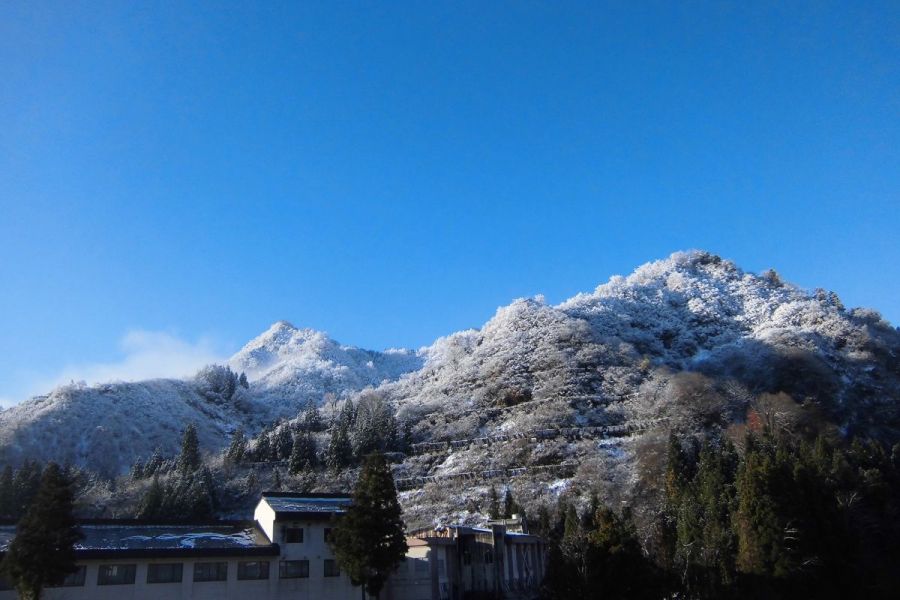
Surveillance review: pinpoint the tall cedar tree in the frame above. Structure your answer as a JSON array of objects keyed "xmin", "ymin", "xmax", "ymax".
[
  {"xmin": 330, "ymin": 452, "xmax": 408, "ymax": 599},
  {"xmin": 178, "ymin": 423, "xmax": 201, "ymax": 474},
  {"xmin": 224, "ymin": 428, "xmax": 247, "ymax": 466},
  {"xmin": 289, "ymin": 431, "xmax": 318, "ymax": 475},
  {"xmin": 1, "ymin": 463, "xmax": 83, "ymax": 600}
]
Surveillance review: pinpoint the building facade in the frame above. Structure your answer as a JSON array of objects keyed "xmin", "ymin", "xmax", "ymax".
[
  {"xmin": 0, "ymin": 492, "xmax": 357, "ymax": 600},
  {"xmin": 385, "ymin": 518, "xmax": 546, "ymax": 600},
  {"xmin": 0, "ymin": 493, "xmax": 545, "ymax": 600}
]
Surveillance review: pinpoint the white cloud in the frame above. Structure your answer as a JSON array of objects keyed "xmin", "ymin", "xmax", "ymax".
[{"xmin": 25, "ymin": 330, "xmax": 229, "ymax": 400}]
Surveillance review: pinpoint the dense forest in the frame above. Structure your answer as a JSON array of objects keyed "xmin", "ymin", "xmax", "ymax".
[{"xmin": 538, "ymin": 423, "xmax": 900, "ymax": 599}]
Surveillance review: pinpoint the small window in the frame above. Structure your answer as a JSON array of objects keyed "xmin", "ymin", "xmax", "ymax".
[
  {"xmin": 283, "ymin": 527, "xmax": 304, "ymax": 543},
  {"xmin": 324, "ymin": 559, "xmax": 340, "ymax": 577},
  {"xmin": 147, "ymin": 563, "xmax": 183, "ymax": 584},
  {"xmin": 324, "ymin": 527, "xmax": 334, "ymax": 543},
  {"xmin": 48, "ymin": 565, "xmax": 87, "ymax": 587},
  {"xmin": 194, "ymin": 562, "xmax": 228, "ymax": 582},
  {"xmin": 98, "ymin": 564, "xmax": 137, "ymax": 585},
  {"xmin": 279, "ymin": 560, "xmax": 309, "ymax": 579},
  {"xmin": 237, "ymin": 561, "xmax": 270, "ymax": 580}
]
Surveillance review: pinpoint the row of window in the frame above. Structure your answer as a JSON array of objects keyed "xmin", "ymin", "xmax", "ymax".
[
  {"xmin": 22, "ymin": 560, "xmax": 342, "ymax": 588},
  {"xmin": 281, "ymin": 526, "xmax": 334, "ymax": 543}
]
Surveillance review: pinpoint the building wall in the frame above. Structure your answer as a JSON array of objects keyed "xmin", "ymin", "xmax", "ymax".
[{"xmin": 0, "ymin": 513, "xmax": 357, "ymax": 600}]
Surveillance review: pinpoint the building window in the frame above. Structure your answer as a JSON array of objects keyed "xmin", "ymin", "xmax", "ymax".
[
  {"xmin": 147, "ymin": 563, "xmax": 183, "ymax": 584},
  {"xmin": 282, "ymin": 526, "xmax": 304, "ymax": 543},
  {"xmin": 48, "ymin": 565, "xmax": 86, "ymax": 587},
  {"xmin": 279, "ymin": 560, "xmax": 310, "ymax": 579},
  {"xmin": 324, "ymin": 559, "xmax": 340, "ymax": 577},
  {"xmin": 98, "ymin": 564, "xmax": 137, "ymax": 585},
  {"xmin": 194, "ymin": 562, "xmax": 228, "ymax": 582},
  {"xmin": 237, "ymin": 561, "xmax": 270, "ymax": 580},
  {"xmin": 324, "ymin": 527, "xmax": 334, "ymax": 543}
]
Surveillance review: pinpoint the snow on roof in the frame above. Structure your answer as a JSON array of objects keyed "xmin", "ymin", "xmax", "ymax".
[
  {"xmin": 0, "ymin": 522, "xmax": 272, "ymax": 553},
  {"xmin": 261, "ymin": 493, "xmax": 352, "ymax": 515}
]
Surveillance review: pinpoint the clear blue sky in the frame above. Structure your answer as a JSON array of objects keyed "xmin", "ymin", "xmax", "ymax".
[{"xmin": 1, "ymin": 1, "xmax": 898, "ymax": 404}]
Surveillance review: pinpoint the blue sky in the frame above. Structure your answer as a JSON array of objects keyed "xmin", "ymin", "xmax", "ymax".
[{"xmin": 1, "ymin": 1, "xmax": 898, "ymax": 405}]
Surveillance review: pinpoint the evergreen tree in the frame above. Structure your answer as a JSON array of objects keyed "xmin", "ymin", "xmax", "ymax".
[
  {"xmin": 144, "ymin": 448, "xmax": 164, "ymax": 476},
  {"xmin": 254, "ymin": 429, "xmax": 273, "ymax": 462},
  {"xmin": 130, "ymin": 459, "xmax": 145, "ymax": 480},
  {"xmin": 275, "ymin": 425, "xmax": 294, "ymax": 460},
  {"xmin": 224, "ymin": 428, "xmax": 247, "ymax": 466},
  {"xmin": 302, "ymin": 398, "xmax": 323, "ymax": 431},
  {"xmin": 330, "ymin": 452, "xmax": 408, "ymax": 599},
  {"xmin": 177, "ymin": 424, "xmax": 201, "ymax": 474},
  {"xmin": 326, "ymin": 404, "xmax": 354, "ymax": 471},
  {"xmin": 12, "ymin": 461, "xmax": 42, "ymax": 517},
  {"xmin": 246, "ymin": 468, "xmax": 259, "ymax": 495},
  {"xmin": 238, "ymin": 372, "xmax": 249, "ymax": 389},
  {"xmin": 272, "ymin": 467, "xmax": 282, "ymax": 491},
  {"xmin": 0, "ymin": 465, "xmax": 14, "ymax": 517},
  {"xmin": 1, "ymin": 463, "xmax": 83, "ymax": 600},
  {"xmin": 138, "ymin": 475, "xmax": 165, "ymax": 518},
  {"xmin": 488, "ymin": 485, "xmax": 501, "ymax": 519},
  {"xmin": 503, "ymin": 488, "xmax": 518, "ymax": 518},
  {"xmin": 289, "ymin": 431, "xmax": 318, "ymax": 475}
]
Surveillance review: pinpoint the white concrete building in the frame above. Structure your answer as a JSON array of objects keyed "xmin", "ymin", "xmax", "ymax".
[
  {"xmin": 0, "ymin": 493, "xmax": 546, "ymax": 600},
  {"xmin": 0, "ymin": 492, "xmax": 357, "ymax": 600}
]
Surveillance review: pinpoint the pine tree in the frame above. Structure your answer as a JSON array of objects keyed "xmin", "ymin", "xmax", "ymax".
[
  {"xmin": 238, "ymin": 372, "xmax": 249, "ymax": 389},
  {"xmin": 225, "ymin": 428, "xmax": 247, "ymax": 466},
  {"xmin": 326, "ymin": 406, "xmax": 354, "ymax": 471},
  {"xmin": 289, "ymin": 431, "xmax": 317, "ymax": 475},
  {"xmin": 275, "ymin": 425, "xmax": 294, "ymax": 460},
  {"xmin": 1, "ymin": 463, "xmax": 83, "ymax": 600},
  {"xmin": 246, "ymin": 468, "xmax": 259, "ymax": 495},
  {"xmin": 138, "ymin": 475, "xmax": 165, "ymax": 518},
  {"xmin": 178, "ymin": 424, "xmax": 201, "ymax": 474},
  {"xmin": 330, "ymin": 452, "xmax": 408, "ymax": 599},
  {"xmin": 503, "ymin": 488, "xmax": 518, "ymax": 518},
  {"xmin": 302, "ymin": 398, "xmax": 323, "ymax": 431},
  {"xmin": 130, "ymin": 459, "xmax": 145, "ymax": 480},
  {"xmin": 488, "ymin": 485, "xmax": 501, "ymax": 519},
  {"xmin": 254, "ymin": 430, "xmax": 273, "ymax": 462},
  {"xmin": 0, "ymin": 465, "xmax": 14, "ymax": 517},
  {"xmin": 12, "ymin": 461, "xmax": 42, "ymax": 517},
  {"xmin": 272, "ymin": 467, "xmax": 282, "ymax": 491}
]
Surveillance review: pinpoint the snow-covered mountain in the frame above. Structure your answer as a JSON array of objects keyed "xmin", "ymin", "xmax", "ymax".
[
  {"xmin": 0, "ymin": 324, "xmax": 423, "ymax": 476},
  {"xmin": 229, "ymin": 320, "xmax": 423, "ymax": 408},
  {"xmin": 370, "ymin": 251, "xmax": 900, "ymax": 526},
  {"xmin": 1, "ymin": 250, "xmax": 898, "ymax": 495}
]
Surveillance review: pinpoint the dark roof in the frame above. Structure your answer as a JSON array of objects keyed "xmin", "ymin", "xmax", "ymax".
[
  {"xmin": 260, "ymin": 493, "xmax": 352, "ymax": 518},
  {"xmin": 0, "ymin": 520, "xmax": 280, "ymax": 560}
]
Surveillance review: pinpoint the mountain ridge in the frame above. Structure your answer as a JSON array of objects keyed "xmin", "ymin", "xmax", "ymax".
[{"xmin": 1, "ymin": 250, "xmax": 897, "ymax": 487}]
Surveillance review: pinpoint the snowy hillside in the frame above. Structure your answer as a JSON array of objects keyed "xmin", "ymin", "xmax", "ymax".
[
  {"xmin": 2, "ymin": 250, "xmax": 898, "ymax": 506},
  {"xmin": 367, "ymin": 251, "xmax": 900, "ymax": 527},
  {"xmin": 229, "ymin": 320, "xmax": 423, "ymax": 410},
  {"xmin": 0, "ymin": 322, "xmax": 422, "ymax": 475},
  {"xmin": 0, "ymin": 380, "xmax": 244, "ymax": 477}
]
